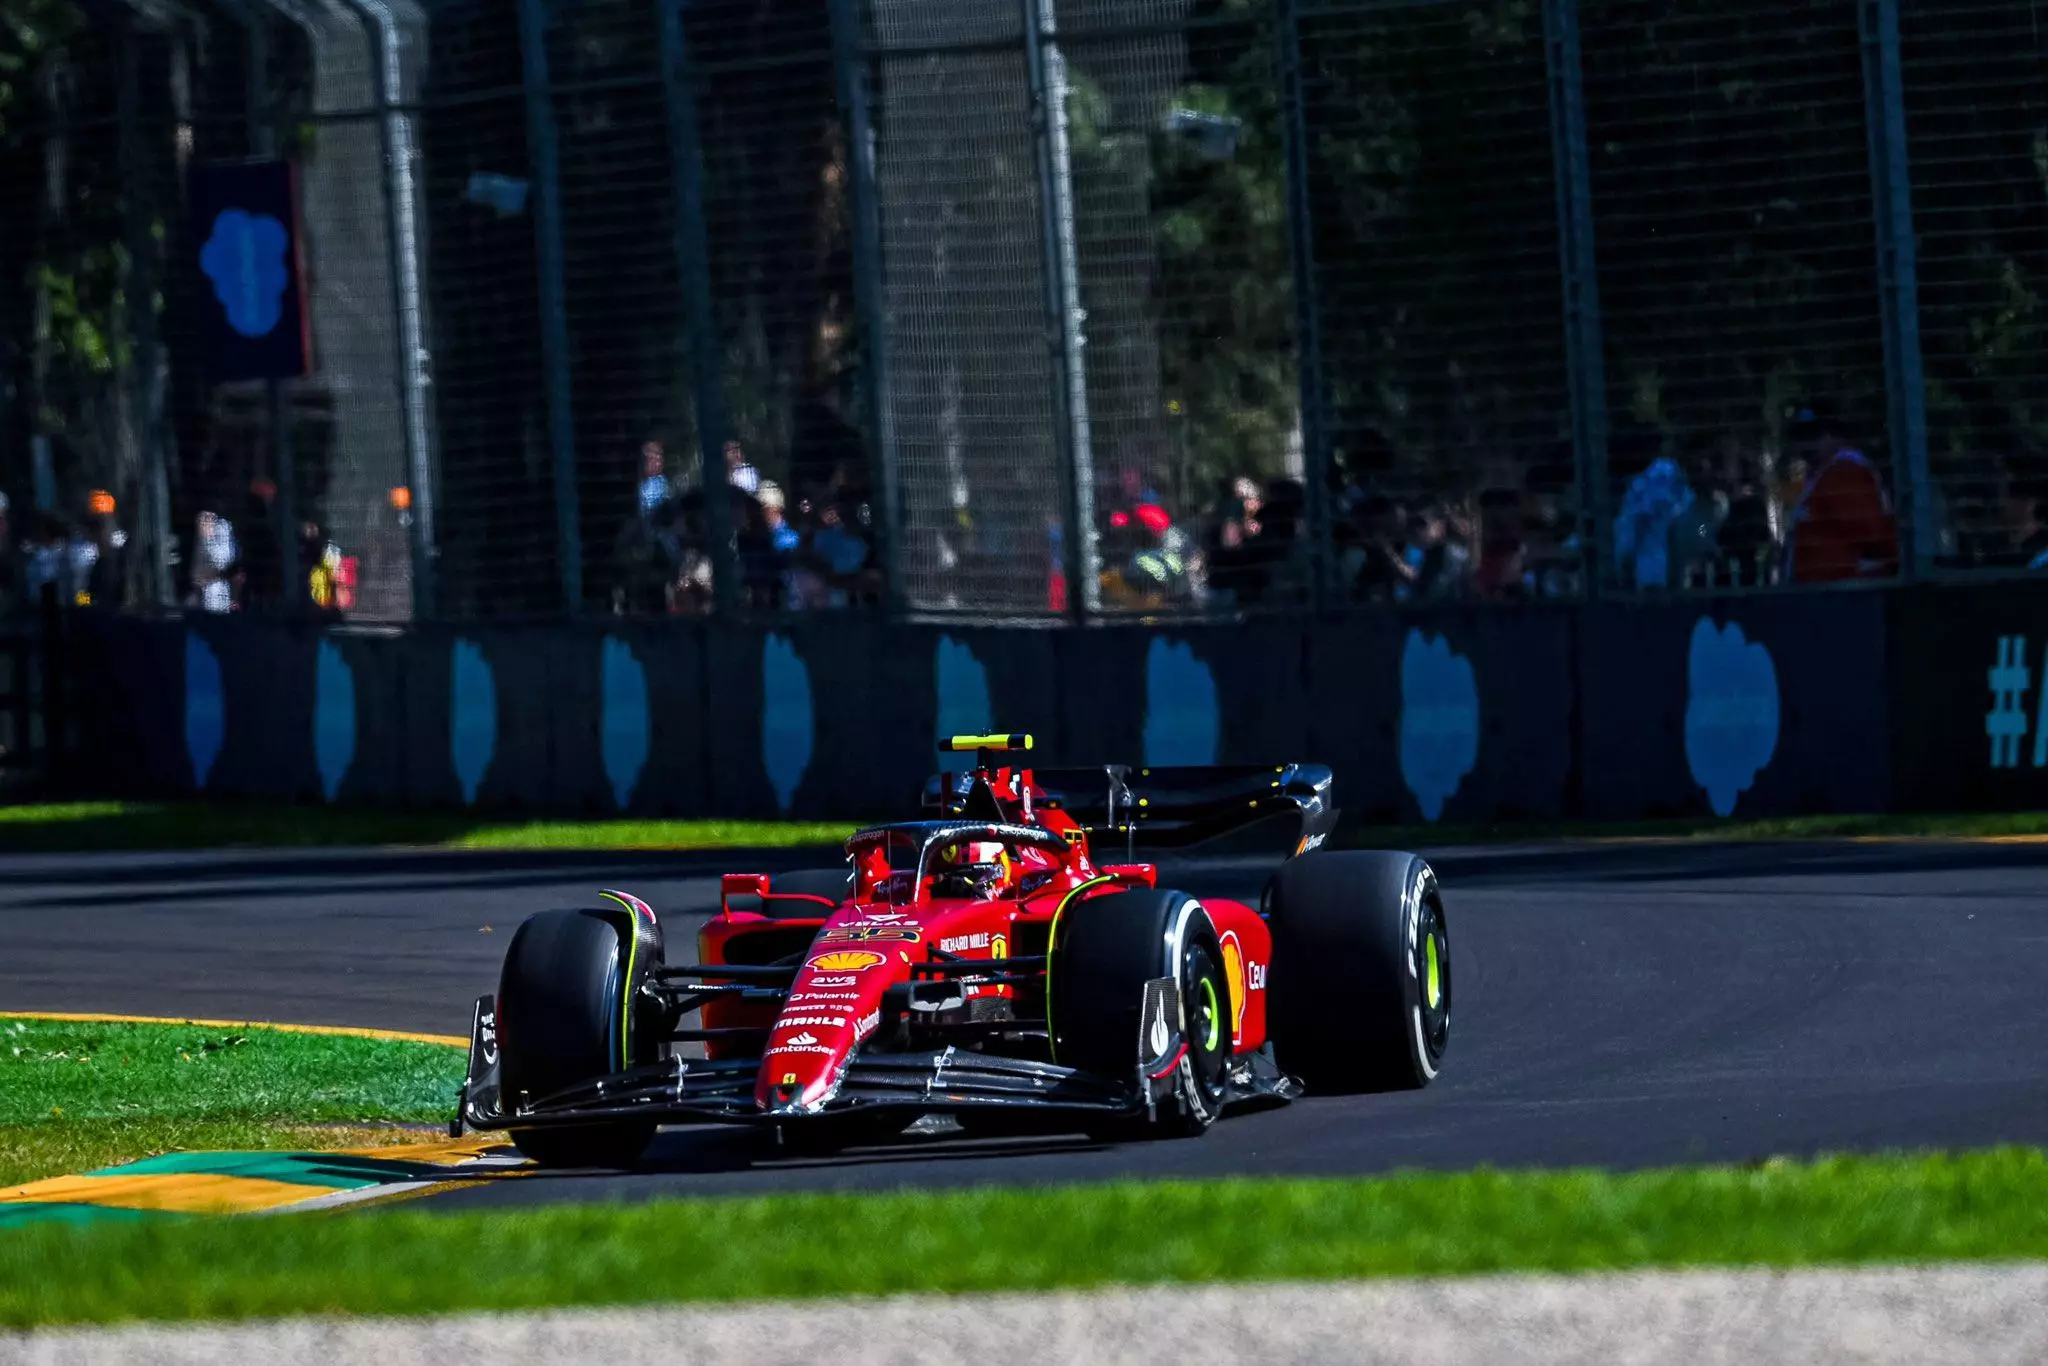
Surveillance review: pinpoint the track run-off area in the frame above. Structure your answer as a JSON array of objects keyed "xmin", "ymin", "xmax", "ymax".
[{"xmin": 4, "ymin": 839, "xmax": 2046, "ymax": 1207}]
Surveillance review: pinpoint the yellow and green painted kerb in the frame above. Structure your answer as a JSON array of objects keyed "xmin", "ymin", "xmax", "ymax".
[{"xmin": 0, "ymin": 1137, "xmax": 524, "ymax": 1227}]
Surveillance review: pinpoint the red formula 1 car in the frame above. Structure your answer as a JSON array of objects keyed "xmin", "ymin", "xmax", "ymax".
[{"xmin": 453, "ymin": 735, "xmax": 1450, "ymax": 1166}]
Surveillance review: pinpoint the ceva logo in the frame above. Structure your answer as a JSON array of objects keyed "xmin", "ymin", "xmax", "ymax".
[
  {"xmin": 934, "ymin": 634, "xmax": 992, "ymax": 774},
  {"xmin": 184, "ymin": 632, "xmax": 224, "ymax": 790},
  {"xmin": 199, "ymin": 209, "xmax": 290, "ymax": 339},
  {"xmin": 313, "ymin": 637, "xmax": 356, "ymax": 802},
  {"xmin": 1144, "ymin": 638, "xmax": 1219, "ymax": 767},
  {"xmin": 1398, "ymin": 629, "xmax": 1479, "ymax": 822},
  {"xmin": 762, "ymin": 633, "xmax": 813, "ymax": 814},
  {"xmin": 1684, "ymin": 618, "xmax": 1779, "ymax": 817},
  {"xmin": 601, "ymin": 636, "xmax": 650, "ymax": 810},
  {"xmin": 450, "ymin": 638, "xmax": 497, "ymax": 806}
]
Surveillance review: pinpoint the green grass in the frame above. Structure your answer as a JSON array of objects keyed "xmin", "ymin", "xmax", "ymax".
[
  {"xmin": 6, "ymin": 1148, "xmax": 2048, "ymax": 1326},
  {"xmin": 0, "ymin": 801, "xmax": 856, "ymax": 853},
  {"xmin": 8, "ymin": 797, "xmax": 2048, "ymax": 854},
  {"xmin": 0, "ymin": 1019, "xmax": 464, "ymax": 1186}
]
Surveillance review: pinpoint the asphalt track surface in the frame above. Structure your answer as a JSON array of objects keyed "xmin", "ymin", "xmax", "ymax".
[{"xmin": 5, "ymin": 840, "xmax": 2048, "ymax": 1206}]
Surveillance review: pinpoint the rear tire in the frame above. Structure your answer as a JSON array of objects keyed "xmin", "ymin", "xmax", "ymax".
[
  {"xmin": 497, "ymin": 908, "xmax": 658, "ymax": 1168},
  {"xmin": 1049, "ymin": 888, "xmax": 1230, "ymax": 1139},
  {"xmin": 1266, "ymin": 850, "xmax": 1448, "ymax": 1093}
]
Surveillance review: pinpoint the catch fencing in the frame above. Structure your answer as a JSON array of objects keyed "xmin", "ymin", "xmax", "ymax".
[{"xmin": 0, "ymin": 0, "xmax": 2043, "ymax": 624}]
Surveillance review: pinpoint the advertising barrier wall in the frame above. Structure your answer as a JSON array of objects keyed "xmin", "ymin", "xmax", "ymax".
[{"xmin": 67, "ymin": 580, "xmax": 2026, "ymax": 827}]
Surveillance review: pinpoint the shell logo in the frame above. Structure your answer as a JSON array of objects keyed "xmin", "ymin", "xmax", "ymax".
[
  {"xmin": 1219, "ymin": 931, "xmax": 1247, "ymax": 1038},
  {"xmin": 808, "ymin": 950, "xmax": 885, "ymax": 972}
]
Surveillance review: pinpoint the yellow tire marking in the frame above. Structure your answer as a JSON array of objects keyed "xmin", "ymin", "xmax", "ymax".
[
  {"xmin": 0, "ymin": 1011, "xmax": 466, "ymax": 1048},
  {"xmin": 0, "ymin": 1172, "xmax": 336, "ymax": 1214}
]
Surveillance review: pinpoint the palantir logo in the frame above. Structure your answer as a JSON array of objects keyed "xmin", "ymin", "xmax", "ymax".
[
  {"xmin": 1684, "ymin": 619, "xmax": 1779, "ymax": 817},
  {"xmin": 199, "ymin": 209, "xmax": 291, "ymax": 339}
]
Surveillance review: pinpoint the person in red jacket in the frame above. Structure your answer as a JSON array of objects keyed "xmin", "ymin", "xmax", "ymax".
[{"xmin": 1780, "ymin": 404, "xmax": 1900, "ymax": 583}]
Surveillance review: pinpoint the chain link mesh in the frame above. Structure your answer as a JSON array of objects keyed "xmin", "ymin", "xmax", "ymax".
[
  {"xmin": 1901, "ymin": 0, "xmax": 2048, "ymax": 573},
  {"xmin": 865, "ymin": 0, "xmax": 1064, "ymax": 614},
  {"xmin": 1303, "ymin": 0, "xmax": 1571, "ymax": 607},
  {"xmin": 1582, "ymin": 0, "xmax": 1891, "ymax": 593},
  {"xmin": 10, "ymin": 0, "xmax": 2048, "ymax": 622}
]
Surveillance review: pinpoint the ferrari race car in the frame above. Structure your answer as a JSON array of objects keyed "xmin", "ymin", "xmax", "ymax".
[{"xmin": 452, "ymin": 735, "xmax": 1451, "ymax": 1166}]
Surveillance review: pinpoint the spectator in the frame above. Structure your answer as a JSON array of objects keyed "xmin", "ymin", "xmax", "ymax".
[
  {"xmin": 1779, "ymin": 404, "xmax": 1898, "ymax": 583},
  {"xmin": 239, "ymin": 481, "xmax": 286, "ymax": 610},
  {"xmin": 1344, "ymin": 494, "xmax": 1415, "ymax": 602},
  {"xmin": 1612, "ymin": 444, "xmax": 1694, "ymax": 590},
  {"xmin": 22, "ymin": 515, "xmax": 72, "ymax": 607},
  {"xmin": 76, "ymin": 491, "xmax": 127, "ymax": 609},
  {"xmin": 1472, "ymin": 487, "xmax": 1525, "ymax": 597},
  {"xmin": 191, "ymin": 509, "xmax": 238, "ymax": 613},
  {"xmin": 0, "ymin": 491, "xmax": 15, "ymax": 616},
  {"xmin": 1715, "ymin": 438, "xmax": 1778, "ymax": 586},
  {"xmin": 638, "ymin": 439, "xmax": 672, "ymax": 515},
  {"xmin": 725, "ymin": 439, "xmax": 761, "ymax": 495}
]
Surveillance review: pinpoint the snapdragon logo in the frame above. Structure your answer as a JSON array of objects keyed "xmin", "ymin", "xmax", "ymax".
[
  {"xmin": 199, "ymin": 209, "xmax": 291, "ymax": 339},
  {"xmin": 1684, "ymin": 618, "xmax": 1779, "ymax": 817},
  {"xmin": 1398, "ymin": 629, "xmax": 1479, "ymax": 822},
  {"xmin": 762, "ymin": 633, "xmax": 813, "ymax": 813},
  {"xmin": 313, "ymin": 637, "xmax": 356, "ymax": 802},
  {"xmin": 1143, "ymin": 638, "xmax": 1219, "ymax": 767},
  {"xmin": 601, "ymin": 636, "xmax": 650, "ymax": 810},
  {"xmin": 184, "ymin": 632, "xmax": 224, "ymax": 790}
]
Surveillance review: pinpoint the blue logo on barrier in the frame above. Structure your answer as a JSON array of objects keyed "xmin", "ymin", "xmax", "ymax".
[
  {"xmin": 934, "ymin": 635, "xmax": 993, "ymax": 774},
  {"xmin": 184, "ymin": 632, "xmax": 224, "ymax": 791},
  {"xmin": 1685, "ymin": 618, "xmax": 1779, "ymax": 817},
  {"xmin": 199, "ymin": 209, "xmax": 290, "ymax": 339},
  {"xmin": 1143, "ymin": 638, "xmax": 1219, "ymax": 768},
  {"xmin": 602, "ymin": 636, "xmax": 650, "ymax": 811},
  {"xmin": 313, "ymin": 638, "xmax": 356, "ymax": 802},
  {"xmin": 451, "ymin": 638, "xmax": 497, "ymax": 805},
  {"xmin": 1398, "ymin": 629, "xmax": 1479, "ymax": 823},
  {"xmin": 762, "ymin": 633, "xmax": 813, "ymax": 814}
]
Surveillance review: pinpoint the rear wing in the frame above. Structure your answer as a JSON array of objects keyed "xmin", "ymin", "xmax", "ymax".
[{"xmin": 921, "ymin": 762, "xmax": 1338, "ymax": 859}]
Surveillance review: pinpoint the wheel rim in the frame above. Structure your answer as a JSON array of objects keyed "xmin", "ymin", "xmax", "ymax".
[
  {"xmin": 1416, "ymin": 898, "xmax": 1450, "ymax": 1061},
  {"xmin": 1183, "ymin": 941, "xmax": 1230, "ymax": 1100}
]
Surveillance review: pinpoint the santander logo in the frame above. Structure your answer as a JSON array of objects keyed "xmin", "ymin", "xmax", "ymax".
[{"xmin": 786, "ymin": 1031, "xmax": 819, "ymax": 1047}]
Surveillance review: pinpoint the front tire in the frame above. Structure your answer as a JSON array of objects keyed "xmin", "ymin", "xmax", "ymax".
[
  {"xmin": 1266, "ymin": 850, "xmax": 1449, "ymax": 1093},
  {"xmin": 497, "ymin": 908, "xmax": 659, "ymax": 1167},
  {"xmin": 1049, "ymin": 888, "xmax": 1231, "ymax": 1139}
]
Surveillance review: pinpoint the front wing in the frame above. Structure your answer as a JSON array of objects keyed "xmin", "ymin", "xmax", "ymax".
[{"xmin": 451, "ymin": 983, "xmax": 1299, "ymax": 1136}]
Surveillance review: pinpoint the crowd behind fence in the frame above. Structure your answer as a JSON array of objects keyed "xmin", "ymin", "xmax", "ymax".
[{"xmin": 1, "ymin": 0, "xmax": 2044, "ymax": 626}]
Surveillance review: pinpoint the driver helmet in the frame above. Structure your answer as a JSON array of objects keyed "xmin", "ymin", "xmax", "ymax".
[{"xmin": 938, "ymin": 840, "xmax": 1014, "ymax": 895}]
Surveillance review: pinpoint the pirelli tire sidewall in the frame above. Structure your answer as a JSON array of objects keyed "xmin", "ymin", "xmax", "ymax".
[
  {"xmin": 496, "ymin": 907, "xmax": 660, "ymax": 1167},
  {"xmin": 1049, "ymin": 887, "xmax": 1230, "ymax": 1136},
  {"xmin": 1265, "ymin": 850, "xmax": 1448, "ymax": 1094}
]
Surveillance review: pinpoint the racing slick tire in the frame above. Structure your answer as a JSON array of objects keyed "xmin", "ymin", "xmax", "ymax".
[
  {"xmin": 758, "ymin": 868, "xmax": 853, "ymax": 919},
  {"xmin": 497, "ymin": 908, "xmax": 659, "ymax": 1168},
  {"xmin": 1049, "ymin": 889, "xmax": 1230, "ymax": 1141},
  {"xmin": 1265, "ymin": 850, "xmax": 1448, "ymax": 1094}
]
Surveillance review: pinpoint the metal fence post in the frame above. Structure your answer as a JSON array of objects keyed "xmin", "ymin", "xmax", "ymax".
[
  {"xmin": 656, "ymin": 0, "xmax": 738, "ymax": 615},
  {"xmin": 1859, "ymin": 0, "xmax": 1931, "ymax": 579},
  {"xmin": 235, "ymin": 1, "xmax": 302, "ymax": 610},
  {"xmin": 515, "ymin": 0, "xmax": 583, "ymax": 616},
  {"xmin": 828, "ymin": 0, "xmax": 902, "ymax": 615},
  {"xmin": 1543, "ymin": 0, "xmax": 1609, "ymax": 599},
  {"xmin": 347, "ymin": 0, "xmax": 439, "ymax": 618},
  {"xmin": 1277, "ymin": 0, "xmax": 1332, "ymax": 612},
  {"xmin": 116, "ymin": 14, "xmax": 174, "ymax": 608},
  {"xmin": 1020, "ymin": 0, "xmax": 1098, "ymax": 622}
]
